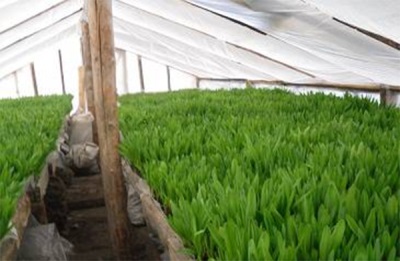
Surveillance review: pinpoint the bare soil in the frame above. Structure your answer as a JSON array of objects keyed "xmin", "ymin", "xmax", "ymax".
[
  {"xmin": 47, "ymin": 173, "xmax": 163, "ymax": 260},
  {"xmin": 66, "ymin": 207, "xmax": 162, "ymax": 261}
]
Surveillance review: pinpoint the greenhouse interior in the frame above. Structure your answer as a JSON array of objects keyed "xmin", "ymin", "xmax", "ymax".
[{"xmin": 0, "ymin": 0, "xmax": 399, "ymax": 260}]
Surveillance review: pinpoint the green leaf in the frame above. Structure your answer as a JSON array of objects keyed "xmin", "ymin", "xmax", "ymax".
[
  {"xmin": 331, "ymin": 219, "xmax": 346, "ymax": 251},
  {"xmin": 319, "ymin": 226, "xmax": 332, "ymax": 260}
]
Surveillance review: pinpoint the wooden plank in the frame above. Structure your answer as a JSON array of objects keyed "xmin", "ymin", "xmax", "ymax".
[
  {"xmin": 198, "ymin": 78, "xmax": 400, "ymax": 93},
  {"xmin": 122, "ymin": 160, "xmax": 192, "ymax": 261},
  {"xmin": 138, "ymin": 55, "xmax": 145, "ymax": 92},
  {"xmin": 81, "ymin": 19, "xmax": 98, "ymax": 144},
  {"xmin": 30, "ymin": 63, "xmax": 39, "ymax": 96},
  {"xmin": 78, "ymin": 66, "xmax": 86, "ymax": 113},
  {"xmin": 0, "ymin": 194, "xmax": 31, "ymax": 261},
  {"xmin": 58, "ymin": 49, "xmax": 66, "ymax": 95},
  {"xmin": 333, "ymin": 18, "xmax": 400, "ymax": 50},
  {"xmin": 87, "ymin": 0, "xmax": 132, "ymax": 259}
]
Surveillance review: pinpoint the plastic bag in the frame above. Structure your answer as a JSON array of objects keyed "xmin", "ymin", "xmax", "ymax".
[
  {"xmin": 16, "ymin": 216, "xmax": 73, "ymax": 261},
  {"xmin": 66, "ymin": 142, "xmax": 99, "ymax": 169},
  {"xmin": 127, "ymin": 185, "xmax": 145, "ymax": 226},
  {"xmin": 69, "ymin": 113, "xmax": 94, "ymax": 145}
]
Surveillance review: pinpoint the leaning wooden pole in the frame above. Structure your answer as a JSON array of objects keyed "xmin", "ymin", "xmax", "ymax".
[
  {"xmin": 81, "ymin": 17, "xmax": 98, "ymax": 144},
  {"xmin": 58, "ymin": 50, "xmax": 66, "ymax": 95},
  {"xmin": 30, "ymin": 63, "xmax": 39, "ymax": 96},
  {"xmin": 78, "ymin": 66, "xmax": 86, "ymax": 113},
  {"xmin": 87, "ymin": 0, "xmax": 132, "ymax": 259},
  {"xmin": 13, "ymin": 72, "xmax": 20, "ymax": 97},
  {"xmin": 166, "ymin": 66, "xmax": 171, "ymax": 92},
  {"xmin": 138, "ymin": 55, "xmax": 145, "ymax": 92}
]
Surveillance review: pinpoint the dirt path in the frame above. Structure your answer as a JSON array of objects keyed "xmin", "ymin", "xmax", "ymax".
[{"xmin": 61, "ymin": 174, "xmax": 162, "ymax": 260}]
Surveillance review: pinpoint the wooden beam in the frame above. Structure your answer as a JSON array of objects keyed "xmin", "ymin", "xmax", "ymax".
[
  {"xmin": 30, "ymin": 63, "xmax": 38, "ymax": 96},
  {"xmin": 166, "ymin": 66, "xmax": 171, "ymax": 91},
  {"xmin": 198, "ymin": 78, "xmax": 400, "ymax": 93},
  {"xmin": 0, "ymin": 194, "xmax": 31, "ymax": 261},
  {"xmin": 87, "ymin": 0, "xmax": 132, "ymax": 259},
  {"xmin": 58, "ymin": 49, "xmax": 66, "ymax": 95},
  {"xmin": 137, "ymin": 55, "xmax": 145, "ymax": 92},
  {"xmin": 333, "ymin": 18, "xmax": 400, "ymax": 50},
  {"xmin": 81, "ymin": 19, "xmax": 98, "ymax": 144},
  {"xmin": 78, "ymin": 66, "xmax": 86, "ymax": 113}
]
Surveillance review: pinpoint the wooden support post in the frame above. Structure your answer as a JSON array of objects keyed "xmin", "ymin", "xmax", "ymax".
[
  {"xmin": 380, "ymin": 88, "xmax": 387, "ymax": 106},
  {"xmin": 58, "ymin": 50, "xmax": 66, "ymax": 95},
  {"xmin": 81, "ymin": 19, "xmax": 98, "ymax": 144},
  {"xmin": 87, "ymin": 0, "xmax": 132, "ymax": 259},
  {"xmin": 195, "ymin": 77, "xmax": 200, "ymax": 89},
  {"xmin": 380, "ymin": 84, "xmax": 397, "ymax": 106},
  {"xmin": 30, "ymin": 63, "xmax": 39, "ymax": 96},
  {"xmin": 122, "ymin": 51, "xmax": 129, "ymax": 94},
  {"xmin": 138, "ymin": 55, "xmax": 145, "ymax": 92},
  {"xmin": 13, "ymin": 72, "xmax": 20, "ymax": 97},
  {"xmin": 166, "ymin": 66, "xmax": 171, "ymax": 92},
  {"xmin": 78, "ymin": 66, "xmax": 86, "ymax": 113}
]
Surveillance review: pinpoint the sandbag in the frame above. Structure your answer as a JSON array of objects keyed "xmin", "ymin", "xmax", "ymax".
[
  {"xmin": 16, "ymin": 216, "xmax": 73, "ymax": 261},
  {"xmin": 127, "ymin": 185, "xmax": 145, "ymax": 226},
  {"xmin": 68, "ymin": 113, "xmax": 94, "ymax": 145},
  {"xmin": 65, "ymin": 142, "xmax": 99, "ymax": 170}
]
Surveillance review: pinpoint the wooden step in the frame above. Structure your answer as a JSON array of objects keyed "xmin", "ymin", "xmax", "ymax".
[{"xmin": 67, "ymin": 175, "xmax": 105, "ymax": 210}]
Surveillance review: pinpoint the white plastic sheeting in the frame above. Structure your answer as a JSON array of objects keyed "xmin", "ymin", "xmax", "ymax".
[
  {"xmin": 0, "ymin": 12, "xmax": 81, "ymax": 77},
  {"xmin": 302, "ymin": 0, "xmax": 400, "ymax": 43},
  {"xmin": 0, "ymin": 0, "xmax": 82, "ymax": 51},
  {"xmin": 169, "ymin": 68, "xmax": 197, "ymax": 91},
  {"xmin": 125, "ymin": 0, "xmax": 374, "ymax": 85},
  {"xmin": 142, "ymin": 59, "xmax": 169, "ymax": 93},
  {"xmin": 0, "ymin": 0, "xmax": 400, "ymax": 100},
  {"xmin": 124, "ymin": 52, "xmax": 142, "ymax": 94},
  {"xmin": 115, "ymin": 50, "xmax": 197, "ymax": 94},
  {"xmin": 113, "ymin": 0, "xmax": 311, "ymax": 83},
  {"xmin": 114, "ymin": 18, "xmax": 276, "ymax": 80},
  {"xmin": 60, "ymin": 37, "xmax": 83, "ymax": 95},
  {"xmin": 34, "ymin": 49, "xmax": 64, "ymax": 95},
  {"xmin": 0, "ymin": 74, "xmax": 19, "ymax": 99},
  {"xmin": 15, "ymin": 66, "xmax": 35, "ymax": 97},
  {"xmin": 0, "ymin": 0, "xmax": 80, "ymax": 33},
  {"xmin": 115, "ymin": 50, "xmax": 129, "ymax": 95},
  {"xmin": 186, "ymin": 0, "xmax": 400, "ymax": 85}
]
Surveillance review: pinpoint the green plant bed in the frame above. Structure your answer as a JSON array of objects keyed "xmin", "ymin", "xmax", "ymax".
[
  {"xmin": 0, "ymin": 95, "xmax": 71, "ymax": 240},
  {"xmin": 119, "ymin": 89, "xmax": 400, "ymax": 260}
]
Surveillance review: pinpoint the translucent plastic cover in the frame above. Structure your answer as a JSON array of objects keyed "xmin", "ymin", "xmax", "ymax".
[{"xmin": 186, "ymin": 0, "xmax": 400, "ymax": 85}]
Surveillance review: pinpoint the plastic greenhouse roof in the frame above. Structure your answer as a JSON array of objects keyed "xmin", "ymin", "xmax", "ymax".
[{"xmin": 0, "ymin": 0, "xmax": 399, "ymax": 88}]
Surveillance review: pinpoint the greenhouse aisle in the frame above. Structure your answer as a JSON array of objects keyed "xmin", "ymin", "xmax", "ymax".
[{"xmin": 64, "ymin": 174, "xmax": 162, "ymax": 260}]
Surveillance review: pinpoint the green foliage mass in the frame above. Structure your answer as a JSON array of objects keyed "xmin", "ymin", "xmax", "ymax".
[
  {"xmin": 0, "ymin": 95, "xmax": 71, "ymax": 240},
  {"xmin": 119, "ymin": 89, "xmax": 400, "ymax": 260}
]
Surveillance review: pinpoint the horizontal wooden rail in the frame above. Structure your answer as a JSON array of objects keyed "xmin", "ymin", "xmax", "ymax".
[{"xmin": 198, "ymin": 78, "xmax": 400, "ymax": 93}]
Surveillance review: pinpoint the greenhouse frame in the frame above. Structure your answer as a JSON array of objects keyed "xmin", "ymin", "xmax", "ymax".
[{"xmin": 0, "ymin": 0, "xmax": 399, "ymax": 260}]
